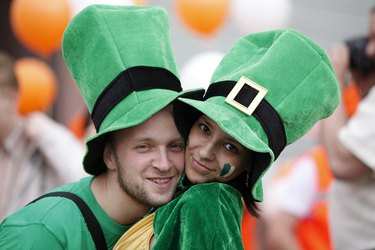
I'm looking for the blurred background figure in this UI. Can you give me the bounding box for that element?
[322,6,375,250]
[68,107,95,143]
[261,130,333,250]
[260,82,360,250]
[260,7,375,250]
[0,50,86,221]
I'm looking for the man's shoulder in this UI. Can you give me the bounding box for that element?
[0,178,95,249]
[2,191,84,228]
[1,177,92,234]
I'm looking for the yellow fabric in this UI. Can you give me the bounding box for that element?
[113,213,155,250]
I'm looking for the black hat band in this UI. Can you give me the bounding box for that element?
[91,66,182,130]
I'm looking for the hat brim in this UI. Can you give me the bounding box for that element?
[84,88,204,175]
[174,96,274,201]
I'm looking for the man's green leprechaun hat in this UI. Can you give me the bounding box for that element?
[174,29,340,201]
[62,5,203,175]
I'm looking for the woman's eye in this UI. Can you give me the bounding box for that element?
[224,143,239,153]
[198,123,210,134]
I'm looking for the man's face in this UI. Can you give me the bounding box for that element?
[366,11,375,59]
[106,106,185,207]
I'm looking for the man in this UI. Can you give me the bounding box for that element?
[0,5,201,249]
[0,50,85,221]
[322,6,375,250]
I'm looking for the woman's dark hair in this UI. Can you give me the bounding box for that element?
[227,168,260,218]
[228,150,272,217]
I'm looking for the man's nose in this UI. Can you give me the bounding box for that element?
[152,148,173,171]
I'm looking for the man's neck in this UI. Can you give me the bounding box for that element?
[91,172,151,225]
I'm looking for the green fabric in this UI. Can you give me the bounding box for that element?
[62,5,202,175]
[210,29,339,144]
[63,5,179,112]
[152,183,244,249]
[175,29,340,201]
[0,177,131,249]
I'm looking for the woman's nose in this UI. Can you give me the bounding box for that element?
[198,142,215,161]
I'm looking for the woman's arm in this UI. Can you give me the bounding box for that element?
[152,183,245,249]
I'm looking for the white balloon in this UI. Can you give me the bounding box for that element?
[68,0,136,17]
[180,51,224,90]
[230,0,292,34]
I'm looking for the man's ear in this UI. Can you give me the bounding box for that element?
[103,143,116,170]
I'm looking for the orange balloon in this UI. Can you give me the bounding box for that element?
[176,0,229,36]
[10,0,71,57]
[15,58,58,114]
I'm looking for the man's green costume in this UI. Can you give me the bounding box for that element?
[0,177,131,249]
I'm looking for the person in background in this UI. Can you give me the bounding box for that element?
[114,28,340,250]
[322,6,375,250]
[262,143,332,250]
[261,81,360,250]
[0,5,201,249]
[0,50,86,221]
[69,107,95,142]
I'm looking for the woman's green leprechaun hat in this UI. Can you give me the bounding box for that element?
[174,29,340,201]
[62,5,203,175]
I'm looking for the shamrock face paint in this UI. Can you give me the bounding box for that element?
[219,163,236,177]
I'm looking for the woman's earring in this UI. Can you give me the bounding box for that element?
[246,171,250,187]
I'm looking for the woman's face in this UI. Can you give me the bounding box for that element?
[185,115,252,184]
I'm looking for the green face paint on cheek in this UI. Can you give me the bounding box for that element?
[219,163,235,177]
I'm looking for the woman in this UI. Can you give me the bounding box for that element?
[114,28,340,249]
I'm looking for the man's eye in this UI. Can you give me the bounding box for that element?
[170,143,185,152]
[136,144,150,151]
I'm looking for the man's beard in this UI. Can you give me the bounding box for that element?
[114,153,170,207]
